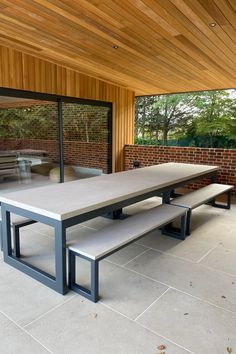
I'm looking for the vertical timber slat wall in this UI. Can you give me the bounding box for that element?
[0,45,135,172]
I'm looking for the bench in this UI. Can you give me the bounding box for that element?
[171,183,233,235]
[68,204,187,302]
[0,206,36,256]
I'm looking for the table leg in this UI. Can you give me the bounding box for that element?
[55,222,67,294]
[162,191,171,204]
[105,209,129,220]
[211,174,217,183]
[1,204,68,295]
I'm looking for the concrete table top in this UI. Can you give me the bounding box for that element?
[0,163,218,221]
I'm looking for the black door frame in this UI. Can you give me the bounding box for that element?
[0,87,113,180]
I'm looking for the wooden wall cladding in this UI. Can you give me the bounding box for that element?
[0,45,135,172]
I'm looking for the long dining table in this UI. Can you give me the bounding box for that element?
[0,162,218,294]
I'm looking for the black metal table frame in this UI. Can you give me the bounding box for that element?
[1,171,217,295]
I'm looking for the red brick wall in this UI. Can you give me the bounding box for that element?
[63,141,108,173]
[124,145,236,195]
[0,139,109,173]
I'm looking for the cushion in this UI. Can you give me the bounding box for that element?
[49,166,77,183]
[31,163,54,176]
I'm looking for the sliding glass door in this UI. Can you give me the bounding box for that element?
[62,101,112,181]
[0,89,112,193]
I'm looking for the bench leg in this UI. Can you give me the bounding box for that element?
[68,250,99,303]
[180,213,187,240]
[0,222,20,255]
[185,209,191,236]
[211,190,232,210]
[161,212,187,240]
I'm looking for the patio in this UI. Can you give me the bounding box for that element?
[0,1,236,353]
[0,195,235,354]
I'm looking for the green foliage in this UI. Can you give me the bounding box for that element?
[134,136,236,148]
[0,104,57,139]
[62,103,108,142]
[191,91,234,147]
[134,136,160,145]
[0,102,109,143]
[135,89,236,148]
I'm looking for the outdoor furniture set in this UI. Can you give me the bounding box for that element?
[0,150,51,182]
[0,163,233,303]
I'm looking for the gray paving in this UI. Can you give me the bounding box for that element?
[0,196,236,353]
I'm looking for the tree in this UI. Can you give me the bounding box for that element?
[155,94,196,145]
[193,90,235,147]
[135,96,157,143]
[135,89,236,147]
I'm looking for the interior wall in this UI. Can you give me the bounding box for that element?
[0,45,135,172]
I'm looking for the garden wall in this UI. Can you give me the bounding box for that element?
[0,139,109,173]
[124,145,236,195]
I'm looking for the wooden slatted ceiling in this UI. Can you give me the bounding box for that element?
[0,0,235,95]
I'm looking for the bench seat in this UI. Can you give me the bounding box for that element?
[171,183,233,235]
[68,203,187,302]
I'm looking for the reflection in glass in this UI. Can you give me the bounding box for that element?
[0,97,59,193]
[0,95,112,193]
[62,102,111,180]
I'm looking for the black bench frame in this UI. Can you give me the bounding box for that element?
[184,188,232,236]
[68,212,187,302]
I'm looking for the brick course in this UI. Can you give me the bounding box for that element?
[0,139,109,173]
[124,145,236,195]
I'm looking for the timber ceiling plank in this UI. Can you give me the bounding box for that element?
[0,0,234,86]
[0,19,189,93]
[228,0,236,13]
[0,2,206,91]
[176,0,236,57]
[0,0,235,95]
[0,0,189,88]
[159,0,236,75]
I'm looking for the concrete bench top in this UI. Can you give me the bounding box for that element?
[0,163,218,221]
[69,204,186,260]
[171,183,233,209]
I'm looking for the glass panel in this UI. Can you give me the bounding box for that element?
[0,96,59,193]
[62,102,111,181]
